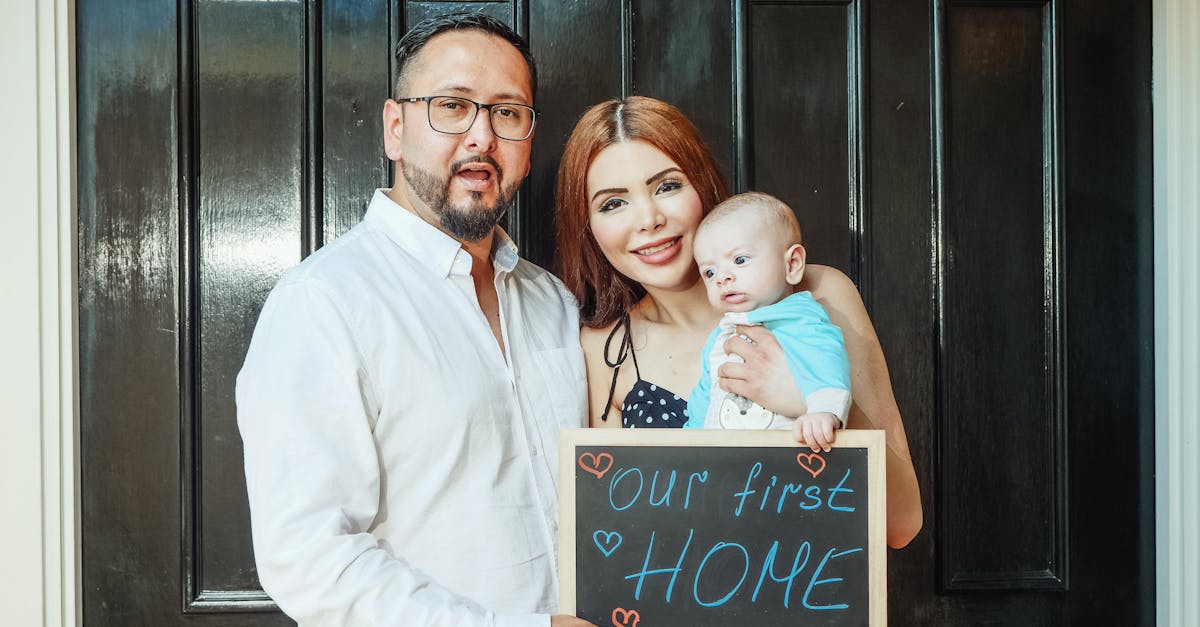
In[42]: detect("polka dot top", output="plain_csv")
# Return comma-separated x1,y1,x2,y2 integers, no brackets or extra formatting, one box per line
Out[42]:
600,312,690,428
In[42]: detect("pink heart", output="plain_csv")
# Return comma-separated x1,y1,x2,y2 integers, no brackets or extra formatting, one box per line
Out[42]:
611,607,641,627
796,452,826,478
578,452,614,479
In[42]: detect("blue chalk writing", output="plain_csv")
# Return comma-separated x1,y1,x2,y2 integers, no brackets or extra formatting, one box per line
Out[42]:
777,483,804,513
732,462,763,517
649,470,676,507
609,467,643,511
752,540,811,608
693,542,750,607
802,547,863,610
828,468,856,512
593,530,622,557
685,471,708,510
624,529,694,601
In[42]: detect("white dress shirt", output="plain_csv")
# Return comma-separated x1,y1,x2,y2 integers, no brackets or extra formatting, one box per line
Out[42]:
236,190,587,627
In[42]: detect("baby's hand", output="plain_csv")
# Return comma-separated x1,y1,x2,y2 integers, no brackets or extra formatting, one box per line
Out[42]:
792,412,840,453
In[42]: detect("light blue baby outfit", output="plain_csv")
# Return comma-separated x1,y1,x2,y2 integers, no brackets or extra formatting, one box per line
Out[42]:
685,291,851,429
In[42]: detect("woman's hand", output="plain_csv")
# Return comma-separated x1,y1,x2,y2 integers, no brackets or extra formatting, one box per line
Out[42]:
716,324,807,417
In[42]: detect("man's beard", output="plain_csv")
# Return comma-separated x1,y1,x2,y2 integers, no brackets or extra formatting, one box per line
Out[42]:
401,157,518,242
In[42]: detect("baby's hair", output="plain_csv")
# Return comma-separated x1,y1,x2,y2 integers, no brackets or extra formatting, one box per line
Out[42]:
699,191,802,245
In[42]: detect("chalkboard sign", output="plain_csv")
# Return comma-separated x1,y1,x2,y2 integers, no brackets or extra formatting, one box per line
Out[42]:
558,429,886,626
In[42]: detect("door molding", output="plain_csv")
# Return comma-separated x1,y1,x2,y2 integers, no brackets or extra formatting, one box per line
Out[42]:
0,0,79,625
1154,0,1200,625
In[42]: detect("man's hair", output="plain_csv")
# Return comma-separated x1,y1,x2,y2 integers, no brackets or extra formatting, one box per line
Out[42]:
393,13,537,99
554,96,731,328
701,191,802,245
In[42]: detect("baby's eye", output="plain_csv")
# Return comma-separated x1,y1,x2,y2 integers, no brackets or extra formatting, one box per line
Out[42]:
598,197,626,213
702,268,715,279
734,255,749,265
656,180,682,194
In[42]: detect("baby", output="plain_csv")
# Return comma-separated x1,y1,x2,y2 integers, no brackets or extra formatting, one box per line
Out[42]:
685,192,851,451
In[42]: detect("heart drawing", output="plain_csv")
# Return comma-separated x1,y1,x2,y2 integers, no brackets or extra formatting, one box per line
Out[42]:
796,452,826,478
592,530,622,557
578,451,614,479
611,607,641,627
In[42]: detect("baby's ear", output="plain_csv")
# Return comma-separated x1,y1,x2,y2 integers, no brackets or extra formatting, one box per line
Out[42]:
785,243,807,285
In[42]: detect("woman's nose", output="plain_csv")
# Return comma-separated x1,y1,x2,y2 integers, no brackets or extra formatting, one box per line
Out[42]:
637,200,666,231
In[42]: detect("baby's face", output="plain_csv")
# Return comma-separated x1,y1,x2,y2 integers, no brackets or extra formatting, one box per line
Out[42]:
694,219,794,313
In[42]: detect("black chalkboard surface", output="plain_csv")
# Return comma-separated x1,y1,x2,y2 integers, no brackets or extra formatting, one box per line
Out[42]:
558,429,886,627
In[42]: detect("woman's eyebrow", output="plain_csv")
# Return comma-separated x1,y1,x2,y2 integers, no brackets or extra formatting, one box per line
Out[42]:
645,167,682,185
590,187,627,202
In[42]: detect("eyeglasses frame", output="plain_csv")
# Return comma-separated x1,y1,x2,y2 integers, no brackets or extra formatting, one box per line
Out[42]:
397,95,538,141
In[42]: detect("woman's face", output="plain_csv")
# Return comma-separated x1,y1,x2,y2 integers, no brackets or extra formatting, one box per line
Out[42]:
586,140,705,293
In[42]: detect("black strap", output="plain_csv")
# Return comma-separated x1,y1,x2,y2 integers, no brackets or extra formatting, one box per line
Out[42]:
599,312,639,423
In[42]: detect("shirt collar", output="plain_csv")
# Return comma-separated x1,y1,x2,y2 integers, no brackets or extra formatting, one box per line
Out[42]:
364,189,520,278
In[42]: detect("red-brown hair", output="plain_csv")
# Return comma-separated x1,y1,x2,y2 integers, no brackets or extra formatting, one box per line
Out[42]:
554,96,730,328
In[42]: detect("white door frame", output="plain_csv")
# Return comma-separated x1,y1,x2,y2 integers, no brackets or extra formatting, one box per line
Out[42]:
1154,0,1200,624
0,0,79,625
1,0,1195,624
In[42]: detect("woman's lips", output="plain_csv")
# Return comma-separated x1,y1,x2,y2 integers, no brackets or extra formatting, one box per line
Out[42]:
631,237,683,265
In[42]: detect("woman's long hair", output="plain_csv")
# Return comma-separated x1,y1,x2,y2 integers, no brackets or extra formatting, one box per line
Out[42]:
554,96,730,328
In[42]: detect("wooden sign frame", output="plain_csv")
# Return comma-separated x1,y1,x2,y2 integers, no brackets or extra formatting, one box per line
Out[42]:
558,428,887,626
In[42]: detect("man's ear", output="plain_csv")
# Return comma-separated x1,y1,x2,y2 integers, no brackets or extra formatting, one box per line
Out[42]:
382,99,404,162
785,243,807,285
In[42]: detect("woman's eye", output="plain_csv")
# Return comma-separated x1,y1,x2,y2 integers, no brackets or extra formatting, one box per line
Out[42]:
656,180,682,194
598,198,625,213
734,255,748,265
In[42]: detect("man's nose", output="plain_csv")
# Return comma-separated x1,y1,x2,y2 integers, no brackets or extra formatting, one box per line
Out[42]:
463,108,498,152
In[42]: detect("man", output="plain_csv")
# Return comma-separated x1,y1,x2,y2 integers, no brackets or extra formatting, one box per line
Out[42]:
236,14,595,627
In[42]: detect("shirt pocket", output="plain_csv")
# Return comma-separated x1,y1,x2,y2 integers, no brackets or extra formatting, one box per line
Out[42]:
529,345,587,429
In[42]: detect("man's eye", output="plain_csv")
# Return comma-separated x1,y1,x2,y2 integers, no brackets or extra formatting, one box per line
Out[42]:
734,255,748,265
493,106,517,119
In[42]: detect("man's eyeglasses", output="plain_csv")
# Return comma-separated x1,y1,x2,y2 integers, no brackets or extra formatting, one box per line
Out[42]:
398,96,537,141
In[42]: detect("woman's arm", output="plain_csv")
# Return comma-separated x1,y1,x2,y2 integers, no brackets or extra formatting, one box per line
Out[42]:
719,264,923,548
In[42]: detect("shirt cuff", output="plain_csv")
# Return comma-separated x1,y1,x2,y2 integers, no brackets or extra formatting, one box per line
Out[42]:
805,388,852,428
494,613,551,627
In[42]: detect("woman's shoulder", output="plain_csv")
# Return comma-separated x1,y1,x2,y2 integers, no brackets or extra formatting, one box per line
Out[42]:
580,317,620,360
801,264,859,300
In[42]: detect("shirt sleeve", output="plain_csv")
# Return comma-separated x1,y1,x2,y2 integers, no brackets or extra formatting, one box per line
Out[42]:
236,279,550,627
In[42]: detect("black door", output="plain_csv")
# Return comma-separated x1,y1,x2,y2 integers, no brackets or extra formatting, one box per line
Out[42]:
78,1,1153,624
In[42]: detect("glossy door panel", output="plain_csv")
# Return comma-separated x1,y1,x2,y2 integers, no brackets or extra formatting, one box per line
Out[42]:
79,0,1154,624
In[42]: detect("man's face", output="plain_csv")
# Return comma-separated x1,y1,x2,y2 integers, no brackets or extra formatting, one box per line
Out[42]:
383,30,533,242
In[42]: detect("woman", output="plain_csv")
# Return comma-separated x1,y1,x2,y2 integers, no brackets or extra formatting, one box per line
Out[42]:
554,96,922,548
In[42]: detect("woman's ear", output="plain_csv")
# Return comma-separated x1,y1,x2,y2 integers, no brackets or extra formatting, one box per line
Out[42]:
382,99,404,162
785,243,807,285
